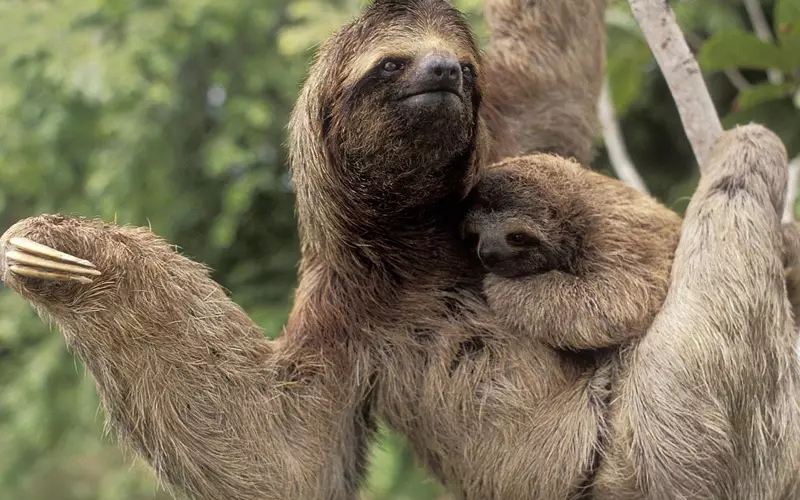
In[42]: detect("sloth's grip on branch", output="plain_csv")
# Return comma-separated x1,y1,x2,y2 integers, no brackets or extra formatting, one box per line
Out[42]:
602,124,800,498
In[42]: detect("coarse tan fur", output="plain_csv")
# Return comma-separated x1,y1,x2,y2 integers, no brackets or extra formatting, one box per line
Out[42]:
481,0,606,165
1,2,800,500
593,126,800,499
462,154,682,352
464,156,800,350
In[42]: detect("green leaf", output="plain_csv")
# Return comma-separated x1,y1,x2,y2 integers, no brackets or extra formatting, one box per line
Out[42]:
605,7,642,39
736,82,797,111
776,0,800,29
606,25,652,114
775,0,800,72
698,30,783,71
723,99,800,158
675,1,744,35
777,29,800,71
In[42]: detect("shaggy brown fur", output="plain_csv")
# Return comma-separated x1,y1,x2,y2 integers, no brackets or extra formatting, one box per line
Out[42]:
592,125,800,499
463,155,682,351
464,156,800,352
2,1,799,500
481,0,606,165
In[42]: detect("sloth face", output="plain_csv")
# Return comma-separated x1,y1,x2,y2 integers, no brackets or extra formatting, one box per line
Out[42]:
462,209,570,279
462,162,587,278
320,0,483,204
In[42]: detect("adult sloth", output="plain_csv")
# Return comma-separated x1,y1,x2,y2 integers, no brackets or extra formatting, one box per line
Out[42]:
1,0,798,499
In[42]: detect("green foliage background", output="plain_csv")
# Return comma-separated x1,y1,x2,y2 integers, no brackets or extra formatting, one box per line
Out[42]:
1,0,799,498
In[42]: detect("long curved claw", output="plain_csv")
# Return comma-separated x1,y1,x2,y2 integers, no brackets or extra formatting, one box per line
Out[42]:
6,237,100,284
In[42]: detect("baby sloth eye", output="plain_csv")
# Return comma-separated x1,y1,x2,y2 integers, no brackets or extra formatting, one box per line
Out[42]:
506,232,538,247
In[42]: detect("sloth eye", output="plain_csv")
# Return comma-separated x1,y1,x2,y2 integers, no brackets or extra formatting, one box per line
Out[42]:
506,232,537,247
380,59,406,75
461,64,475,79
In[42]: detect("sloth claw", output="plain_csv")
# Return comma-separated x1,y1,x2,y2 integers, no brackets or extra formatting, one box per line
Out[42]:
6,237,100,284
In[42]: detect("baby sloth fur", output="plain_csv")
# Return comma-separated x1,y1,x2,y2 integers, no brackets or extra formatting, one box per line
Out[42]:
463,154,682,351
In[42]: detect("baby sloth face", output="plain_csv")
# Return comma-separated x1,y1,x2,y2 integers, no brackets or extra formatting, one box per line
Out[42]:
462,206,575,279
462,163,587,279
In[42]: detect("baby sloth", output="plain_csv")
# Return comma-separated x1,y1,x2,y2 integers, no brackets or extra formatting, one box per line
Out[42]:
463,154,683,351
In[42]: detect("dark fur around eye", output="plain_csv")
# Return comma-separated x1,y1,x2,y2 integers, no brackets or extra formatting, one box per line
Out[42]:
463,231,479,248
506,232,538,247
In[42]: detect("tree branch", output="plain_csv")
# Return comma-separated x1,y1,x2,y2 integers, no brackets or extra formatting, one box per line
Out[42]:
598,78,649,193
723,68,752,91
784,157,800,223
743,0,775,42
743,0,784,84
628,0,722,170
683,31,751,92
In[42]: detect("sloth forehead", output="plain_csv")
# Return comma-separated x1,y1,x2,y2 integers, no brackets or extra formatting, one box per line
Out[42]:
470,202,549,223
470,180,557,224
345,34,477,85
475,177,541,208
471,211,539,228
338,2,478,85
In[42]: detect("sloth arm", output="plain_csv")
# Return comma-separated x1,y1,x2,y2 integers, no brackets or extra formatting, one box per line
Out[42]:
483,262,662,351
0,217,369,500
481,0,606,165
597,125,800,498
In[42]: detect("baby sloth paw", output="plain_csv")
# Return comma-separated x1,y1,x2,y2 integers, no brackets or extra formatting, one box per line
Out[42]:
4,237,100,285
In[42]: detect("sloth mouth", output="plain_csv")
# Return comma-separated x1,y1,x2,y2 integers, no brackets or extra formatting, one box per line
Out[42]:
400,88,461,101
401,88,461,100
399,88,462,111
399,78,462,101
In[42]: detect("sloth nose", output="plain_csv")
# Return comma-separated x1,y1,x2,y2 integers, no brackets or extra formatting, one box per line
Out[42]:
408,54,462,95
421,55,461,83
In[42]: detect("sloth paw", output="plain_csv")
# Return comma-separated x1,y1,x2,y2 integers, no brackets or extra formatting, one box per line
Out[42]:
5,237,100,284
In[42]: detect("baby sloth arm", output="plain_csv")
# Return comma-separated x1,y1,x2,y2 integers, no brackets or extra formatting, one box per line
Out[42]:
484,260,671,351
466,154,682,351
0,215,372,500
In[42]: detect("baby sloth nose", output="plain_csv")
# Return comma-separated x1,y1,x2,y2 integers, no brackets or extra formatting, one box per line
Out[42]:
477,239,511,268
407,54,462,95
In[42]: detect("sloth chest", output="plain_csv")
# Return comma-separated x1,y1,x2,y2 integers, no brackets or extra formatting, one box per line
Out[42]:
373,319,604,499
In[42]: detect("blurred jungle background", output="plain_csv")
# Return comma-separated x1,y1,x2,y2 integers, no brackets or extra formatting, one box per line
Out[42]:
1,0,800,498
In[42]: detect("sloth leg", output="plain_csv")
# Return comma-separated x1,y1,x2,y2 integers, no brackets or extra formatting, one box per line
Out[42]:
598,125,800,499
